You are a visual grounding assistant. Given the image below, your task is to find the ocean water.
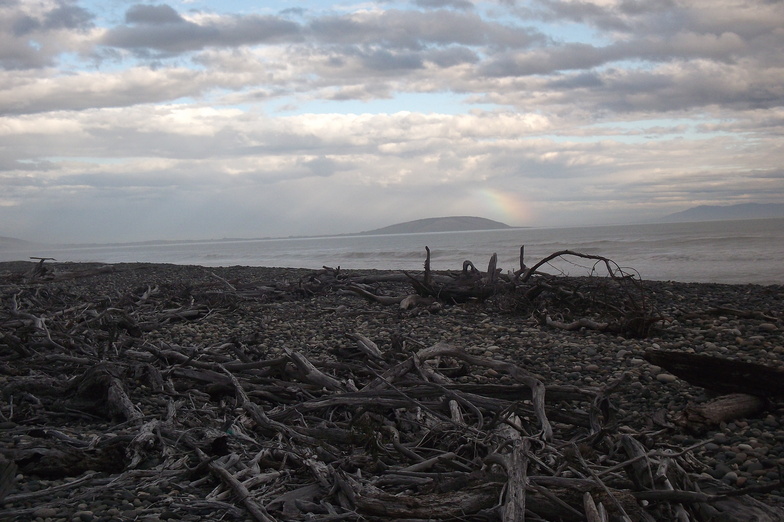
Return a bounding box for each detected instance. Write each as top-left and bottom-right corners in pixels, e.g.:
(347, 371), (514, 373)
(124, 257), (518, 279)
(2, 218), (783, 285)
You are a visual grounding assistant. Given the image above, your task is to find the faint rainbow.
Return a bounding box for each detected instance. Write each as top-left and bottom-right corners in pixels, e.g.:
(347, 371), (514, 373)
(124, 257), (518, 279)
(476, 188), (534, 226)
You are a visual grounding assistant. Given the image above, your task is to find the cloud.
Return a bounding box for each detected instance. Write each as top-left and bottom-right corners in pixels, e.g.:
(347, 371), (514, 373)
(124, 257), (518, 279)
(414, 0), (475, 10)
(0, 0), (95, 69)
(0, 0), (783, 243)
(124, 4), (186, 25)
(101, 6), (302, 56)
(309, 9), (539, 49)
(0, 67), (220, 114)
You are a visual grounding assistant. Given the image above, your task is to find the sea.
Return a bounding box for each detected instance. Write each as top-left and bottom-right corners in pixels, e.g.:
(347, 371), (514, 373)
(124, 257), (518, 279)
(2, 218), (783, 285)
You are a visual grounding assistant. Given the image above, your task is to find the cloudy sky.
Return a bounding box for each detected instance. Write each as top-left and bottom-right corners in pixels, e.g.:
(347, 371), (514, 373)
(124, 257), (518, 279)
(1, 0), (783, 243)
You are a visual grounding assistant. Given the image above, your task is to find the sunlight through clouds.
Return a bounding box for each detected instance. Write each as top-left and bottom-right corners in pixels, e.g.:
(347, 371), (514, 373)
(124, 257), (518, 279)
(0, 0), (782, 242)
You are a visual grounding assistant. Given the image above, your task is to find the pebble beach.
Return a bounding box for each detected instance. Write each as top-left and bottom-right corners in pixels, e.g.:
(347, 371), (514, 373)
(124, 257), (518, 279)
(1, 261), (783, 521)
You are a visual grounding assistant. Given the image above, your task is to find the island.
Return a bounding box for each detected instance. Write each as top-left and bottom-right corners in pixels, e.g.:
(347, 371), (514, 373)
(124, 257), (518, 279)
(358, 215), (514, 235)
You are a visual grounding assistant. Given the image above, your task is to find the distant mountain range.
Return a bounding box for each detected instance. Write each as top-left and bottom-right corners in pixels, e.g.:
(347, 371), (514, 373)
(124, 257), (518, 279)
(359, 216), (514, 235)
(660, 203), (784, 222)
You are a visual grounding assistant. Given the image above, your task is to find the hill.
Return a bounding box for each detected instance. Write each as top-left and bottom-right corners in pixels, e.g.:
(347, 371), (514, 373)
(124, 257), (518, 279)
(0, 236), (35, 249)
(660, 203), (784, 222)
(360, 216), (514, 235)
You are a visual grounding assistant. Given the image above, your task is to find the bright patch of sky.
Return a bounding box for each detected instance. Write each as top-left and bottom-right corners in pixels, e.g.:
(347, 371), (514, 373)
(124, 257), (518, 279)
(272, 91), (502, 116)
(577, 118), (734, 143)
(40, 157), (131, 165)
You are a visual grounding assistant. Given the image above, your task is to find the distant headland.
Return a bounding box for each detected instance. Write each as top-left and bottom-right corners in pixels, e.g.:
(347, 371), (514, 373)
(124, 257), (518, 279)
(357, 216), (515, 235)
(660, 203), (784, 222)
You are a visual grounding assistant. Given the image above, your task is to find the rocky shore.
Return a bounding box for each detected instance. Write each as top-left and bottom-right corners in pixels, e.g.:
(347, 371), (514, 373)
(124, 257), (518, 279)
(0, 260), (782, 521)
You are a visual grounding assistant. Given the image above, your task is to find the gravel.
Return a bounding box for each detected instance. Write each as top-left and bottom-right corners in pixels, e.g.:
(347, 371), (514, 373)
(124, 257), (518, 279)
(1, 261), (783, 519)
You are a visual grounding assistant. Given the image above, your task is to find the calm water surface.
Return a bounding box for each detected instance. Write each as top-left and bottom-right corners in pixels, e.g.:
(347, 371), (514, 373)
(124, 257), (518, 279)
(2, 218), (782, 285)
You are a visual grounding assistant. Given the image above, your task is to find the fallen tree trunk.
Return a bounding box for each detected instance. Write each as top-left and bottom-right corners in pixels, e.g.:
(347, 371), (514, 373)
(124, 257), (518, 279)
(676, 394), (766, 433)
(643, 349), (784, 397)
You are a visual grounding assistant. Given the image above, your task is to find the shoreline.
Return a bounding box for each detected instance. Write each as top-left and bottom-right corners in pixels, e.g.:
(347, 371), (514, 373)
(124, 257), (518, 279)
(1, 260), (783, 519)
(4, 216), (784, 286)
(3, 258), (784, 287)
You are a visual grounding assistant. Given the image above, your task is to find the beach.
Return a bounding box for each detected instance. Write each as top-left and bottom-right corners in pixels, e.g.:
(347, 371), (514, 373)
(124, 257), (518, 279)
(1, 261), (783, 521)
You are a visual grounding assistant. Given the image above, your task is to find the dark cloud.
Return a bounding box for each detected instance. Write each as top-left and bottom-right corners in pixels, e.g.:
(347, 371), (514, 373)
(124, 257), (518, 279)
(481, 43), (613, 76)
(44, 3), (94, 30)
(11, 2), (93, 35)
(309, 9), (541, 50)
(413, 0), (475, 10)
(11, 14), (38, 36)
(102, 7), (302, 55)
(481, 29), (752, 79)
(425, 46), (479, 67)
(125, 4), (185, 25)
(532, 62), (784, 114)
(0, 0), (94, 68)
(360, 48), (425, 71)
(528, 0), (677, 33)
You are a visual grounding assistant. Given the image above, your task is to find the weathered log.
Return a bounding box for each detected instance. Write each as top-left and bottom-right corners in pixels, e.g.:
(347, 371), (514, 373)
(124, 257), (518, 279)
(405, 247), (504, 303)
(344, 284), (407, 305)
(546, 316), (609, 332)
(676, 393), (766, 433)
(494, 416), (529, 522)
(583, 492), (608, 522)
(192, 446), (275, 522)
(417, 342), (553, 440)
(3, 437), (128, 479)
(350, 476), (499, 519)
(283, 346), (350, 392)
(346, 332), (384, 359)
(0, 456), (16, 502)
(643, 349), (784, 396)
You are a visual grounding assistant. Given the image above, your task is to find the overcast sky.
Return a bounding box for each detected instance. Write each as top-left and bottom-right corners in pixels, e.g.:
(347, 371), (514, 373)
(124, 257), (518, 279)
(1, 0), (783, 243)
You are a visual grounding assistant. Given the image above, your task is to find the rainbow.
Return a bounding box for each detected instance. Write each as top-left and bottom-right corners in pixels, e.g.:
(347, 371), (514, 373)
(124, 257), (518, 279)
(476, 188), (534, 226)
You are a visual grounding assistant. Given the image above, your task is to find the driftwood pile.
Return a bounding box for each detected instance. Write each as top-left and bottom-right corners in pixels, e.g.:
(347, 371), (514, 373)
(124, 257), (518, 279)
(0, 253), (782, 521)
(345, 247), (660, 338)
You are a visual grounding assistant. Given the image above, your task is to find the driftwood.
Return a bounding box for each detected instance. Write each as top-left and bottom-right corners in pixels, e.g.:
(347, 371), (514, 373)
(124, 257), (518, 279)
(676, 394), (766, 433)
(1, 260), (782, 521)
(249, 246), (661, 338)
(366, 246), (662, 338)
(643, 349), (784, 397)
(0, 456), (17, 502)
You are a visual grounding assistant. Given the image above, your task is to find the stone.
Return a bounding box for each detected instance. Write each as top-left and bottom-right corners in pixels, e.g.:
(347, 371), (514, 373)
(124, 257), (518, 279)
(32, 507), (59, 518)
(713, 432), (729, 444)
(73, 510), (95, 522)
(656, 373), (677, 383)
(722, 471), (738, 484)
(713, 462), (732, 476)
(744, 461), (764, 473)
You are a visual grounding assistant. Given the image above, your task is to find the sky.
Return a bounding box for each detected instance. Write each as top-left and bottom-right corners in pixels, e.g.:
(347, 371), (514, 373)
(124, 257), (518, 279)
(1, 0), (783, 243)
